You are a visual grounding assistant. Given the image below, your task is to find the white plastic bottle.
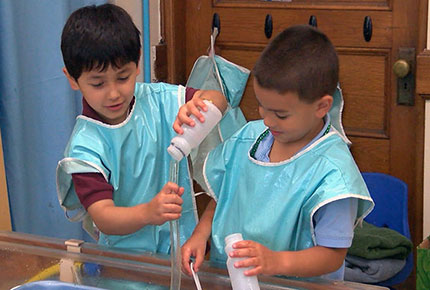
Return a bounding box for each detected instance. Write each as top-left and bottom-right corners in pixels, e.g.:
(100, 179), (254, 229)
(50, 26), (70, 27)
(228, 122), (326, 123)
(167, 100), (222, 161)
(225, 233), (261, 290)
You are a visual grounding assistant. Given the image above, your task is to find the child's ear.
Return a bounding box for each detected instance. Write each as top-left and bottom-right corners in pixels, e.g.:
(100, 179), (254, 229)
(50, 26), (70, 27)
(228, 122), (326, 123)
(136, 63), (141, 76)
(315, 95), (333, 118)
(136, 50), (142, 75)
(62, 67), (80, 91)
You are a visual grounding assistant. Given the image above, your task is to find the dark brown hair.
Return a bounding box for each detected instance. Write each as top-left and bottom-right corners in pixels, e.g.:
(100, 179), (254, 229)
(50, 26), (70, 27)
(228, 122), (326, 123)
(61, 4), (141, 80)
(253, 25), (338, 103)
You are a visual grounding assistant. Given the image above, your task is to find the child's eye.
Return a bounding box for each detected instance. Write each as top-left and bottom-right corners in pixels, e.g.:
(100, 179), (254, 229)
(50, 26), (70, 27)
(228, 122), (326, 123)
(275, 113), (288, 119)
(118, 76), (130, 82)
(91, 82), (104, 88)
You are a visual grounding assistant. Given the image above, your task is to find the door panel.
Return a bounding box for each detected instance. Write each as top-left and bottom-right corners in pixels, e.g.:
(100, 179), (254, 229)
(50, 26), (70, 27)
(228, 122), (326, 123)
(165, 1), (425, 288)
(339, 51), (390, 138)
(213, 8), (393, 48)
(349, 137), (390, 172)
(215, 0), (390, 8)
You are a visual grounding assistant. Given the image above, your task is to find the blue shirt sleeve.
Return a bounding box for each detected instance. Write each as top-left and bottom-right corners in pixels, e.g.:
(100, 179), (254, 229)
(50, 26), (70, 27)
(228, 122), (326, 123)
(313, 198), (358, 248)
(252, 113), (358, 250)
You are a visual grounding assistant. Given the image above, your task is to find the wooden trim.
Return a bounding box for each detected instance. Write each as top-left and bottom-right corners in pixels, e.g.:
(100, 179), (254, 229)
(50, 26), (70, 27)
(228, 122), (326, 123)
(0, 133), (11, 231)
(416, 0), (429, 247)
(417, 0), (429, 98)
(406, 3), (428, 288)
(417, 49), (430, 98)
(162, 0), (186, 85)
(153, 43), (168, 82)
(418, 0), (428, 51)
(213, 0), (392, 11)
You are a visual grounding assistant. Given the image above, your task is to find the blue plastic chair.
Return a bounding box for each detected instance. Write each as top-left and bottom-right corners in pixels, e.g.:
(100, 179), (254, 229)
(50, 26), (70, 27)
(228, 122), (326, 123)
(361, 172), (413, 287)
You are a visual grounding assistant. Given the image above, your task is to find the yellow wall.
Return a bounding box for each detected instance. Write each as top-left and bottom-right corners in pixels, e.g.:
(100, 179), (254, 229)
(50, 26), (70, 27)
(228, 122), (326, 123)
(0, 132), (11, 230)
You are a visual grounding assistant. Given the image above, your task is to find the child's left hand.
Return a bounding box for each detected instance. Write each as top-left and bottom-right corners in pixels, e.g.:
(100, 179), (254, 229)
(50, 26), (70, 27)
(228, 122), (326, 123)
(173, 90), (209, 135)
(228, 240), (278, 276)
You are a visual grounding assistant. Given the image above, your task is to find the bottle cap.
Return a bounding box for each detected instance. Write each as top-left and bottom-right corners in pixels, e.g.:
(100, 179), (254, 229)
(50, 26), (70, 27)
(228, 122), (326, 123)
(225, 233), (243, 246)
(167, 137), (192, 161)
(167, 144), (185, 161)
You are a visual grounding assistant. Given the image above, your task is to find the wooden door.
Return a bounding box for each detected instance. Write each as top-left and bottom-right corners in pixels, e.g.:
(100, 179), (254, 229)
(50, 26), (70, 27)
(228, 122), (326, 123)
(163, 1), (427, 288)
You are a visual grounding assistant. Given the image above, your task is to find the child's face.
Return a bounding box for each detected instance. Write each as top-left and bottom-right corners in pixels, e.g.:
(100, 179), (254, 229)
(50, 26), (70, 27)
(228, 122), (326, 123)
(65, 62), (140, 125)
(254, 79), (330, 150)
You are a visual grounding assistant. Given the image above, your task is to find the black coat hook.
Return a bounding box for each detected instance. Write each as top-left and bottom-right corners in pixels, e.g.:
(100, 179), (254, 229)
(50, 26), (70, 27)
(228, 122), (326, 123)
(264, 14), (273, 39)
(363, 16), (372, 42)
(212, 13), (220, 34)
(309, 15), (317, 28)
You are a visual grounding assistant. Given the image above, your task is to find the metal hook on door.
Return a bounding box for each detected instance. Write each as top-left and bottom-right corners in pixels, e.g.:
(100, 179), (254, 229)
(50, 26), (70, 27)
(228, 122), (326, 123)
(309, 15), (317, 28)
(210, 13), (220, 57)
(264, 14), (273, 39)
(212, 13), (220, 36)
(363, 16), (372, 42)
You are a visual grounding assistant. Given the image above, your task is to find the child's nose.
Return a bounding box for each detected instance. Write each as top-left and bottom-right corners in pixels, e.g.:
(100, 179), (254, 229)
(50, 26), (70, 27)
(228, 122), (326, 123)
(108, 84), (120, 99)
(263, 114), (275, 128)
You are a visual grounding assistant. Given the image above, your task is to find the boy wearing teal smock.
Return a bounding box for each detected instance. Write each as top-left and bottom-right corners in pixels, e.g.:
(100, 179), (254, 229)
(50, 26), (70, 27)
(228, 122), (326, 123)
(179, 25), (374, 280)
(56, 4), (227, 253)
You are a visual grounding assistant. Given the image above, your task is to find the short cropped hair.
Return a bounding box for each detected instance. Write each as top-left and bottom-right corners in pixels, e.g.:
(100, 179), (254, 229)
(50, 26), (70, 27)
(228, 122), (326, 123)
(253, 25), (339, 103)
(61, 4), (141, 80)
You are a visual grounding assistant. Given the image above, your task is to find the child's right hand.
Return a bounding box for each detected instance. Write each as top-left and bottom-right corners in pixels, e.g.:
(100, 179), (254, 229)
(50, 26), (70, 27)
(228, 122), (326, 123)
(181, 234), (208, 276)
(146, 182), (184, 225)
(173, 90), (209, 135)
(173, 89), (226, 135)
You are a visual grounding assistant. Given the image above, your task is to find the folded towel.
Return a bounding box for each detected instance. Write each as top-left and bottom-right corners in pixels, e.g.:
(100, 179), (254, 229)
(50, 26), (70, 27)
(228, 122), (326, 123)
(348, 221), (412, 260)
(417, 236), (430, 290)
(345, 254), (405, 283)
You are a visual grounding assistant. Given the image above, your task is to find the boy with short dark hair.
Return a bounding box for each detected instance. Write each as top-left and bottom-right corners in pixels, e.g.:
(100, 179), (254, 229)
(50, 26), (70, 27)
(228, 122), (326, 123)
(56, 3), (226, 253)
(179, 25), (374, 280)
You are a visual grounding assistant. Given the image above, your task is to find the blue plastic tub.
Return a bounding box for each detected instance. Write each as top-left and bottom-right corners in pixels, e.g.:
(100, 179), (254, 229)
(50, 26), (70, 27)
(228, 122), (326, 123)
(11, 280), (167, 290)
(11, 281), (104, 290)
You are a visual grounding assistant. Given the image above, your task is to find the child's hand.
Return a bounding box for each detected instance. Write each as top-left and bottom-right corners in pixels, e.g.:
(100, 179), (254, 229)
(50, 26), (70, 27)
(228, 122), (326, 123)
(228, 240), (277, 276)
(146, 182), (184, 225)
(173, 90), (209, 135)
(181, 234), (208, 276)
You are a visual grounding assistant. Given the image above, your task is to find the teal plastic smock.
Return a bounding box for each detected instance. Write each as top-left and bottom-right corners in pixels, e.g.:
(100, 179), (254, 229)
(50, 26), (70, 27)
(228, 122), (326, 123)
(186, 28), (250, 189)
(56, 82), (197, 253)
(204, 120), (374, 264)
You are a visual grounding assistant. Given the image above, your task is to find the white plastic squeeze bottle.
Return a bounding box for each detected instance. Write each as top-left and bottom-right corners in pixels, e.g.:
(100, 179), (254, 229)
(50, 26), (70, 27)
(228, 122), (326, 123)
(225, 233), (261, 290)
(167, 100), (222, 161)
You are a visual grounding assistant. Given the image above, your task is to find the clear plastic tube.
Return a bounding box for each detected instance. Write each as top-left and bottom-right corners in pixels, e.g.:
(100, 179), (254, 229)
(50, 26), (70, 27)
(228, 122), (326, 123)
(169, 159), (181, 290)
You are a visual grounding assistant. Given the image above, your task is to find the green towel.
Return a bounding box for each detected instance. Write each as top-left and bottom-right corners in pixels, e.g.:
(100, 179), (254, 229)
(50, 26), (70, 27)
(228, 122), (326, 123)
(417, 236), (430, 290)
(348, 221), (413, 260)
